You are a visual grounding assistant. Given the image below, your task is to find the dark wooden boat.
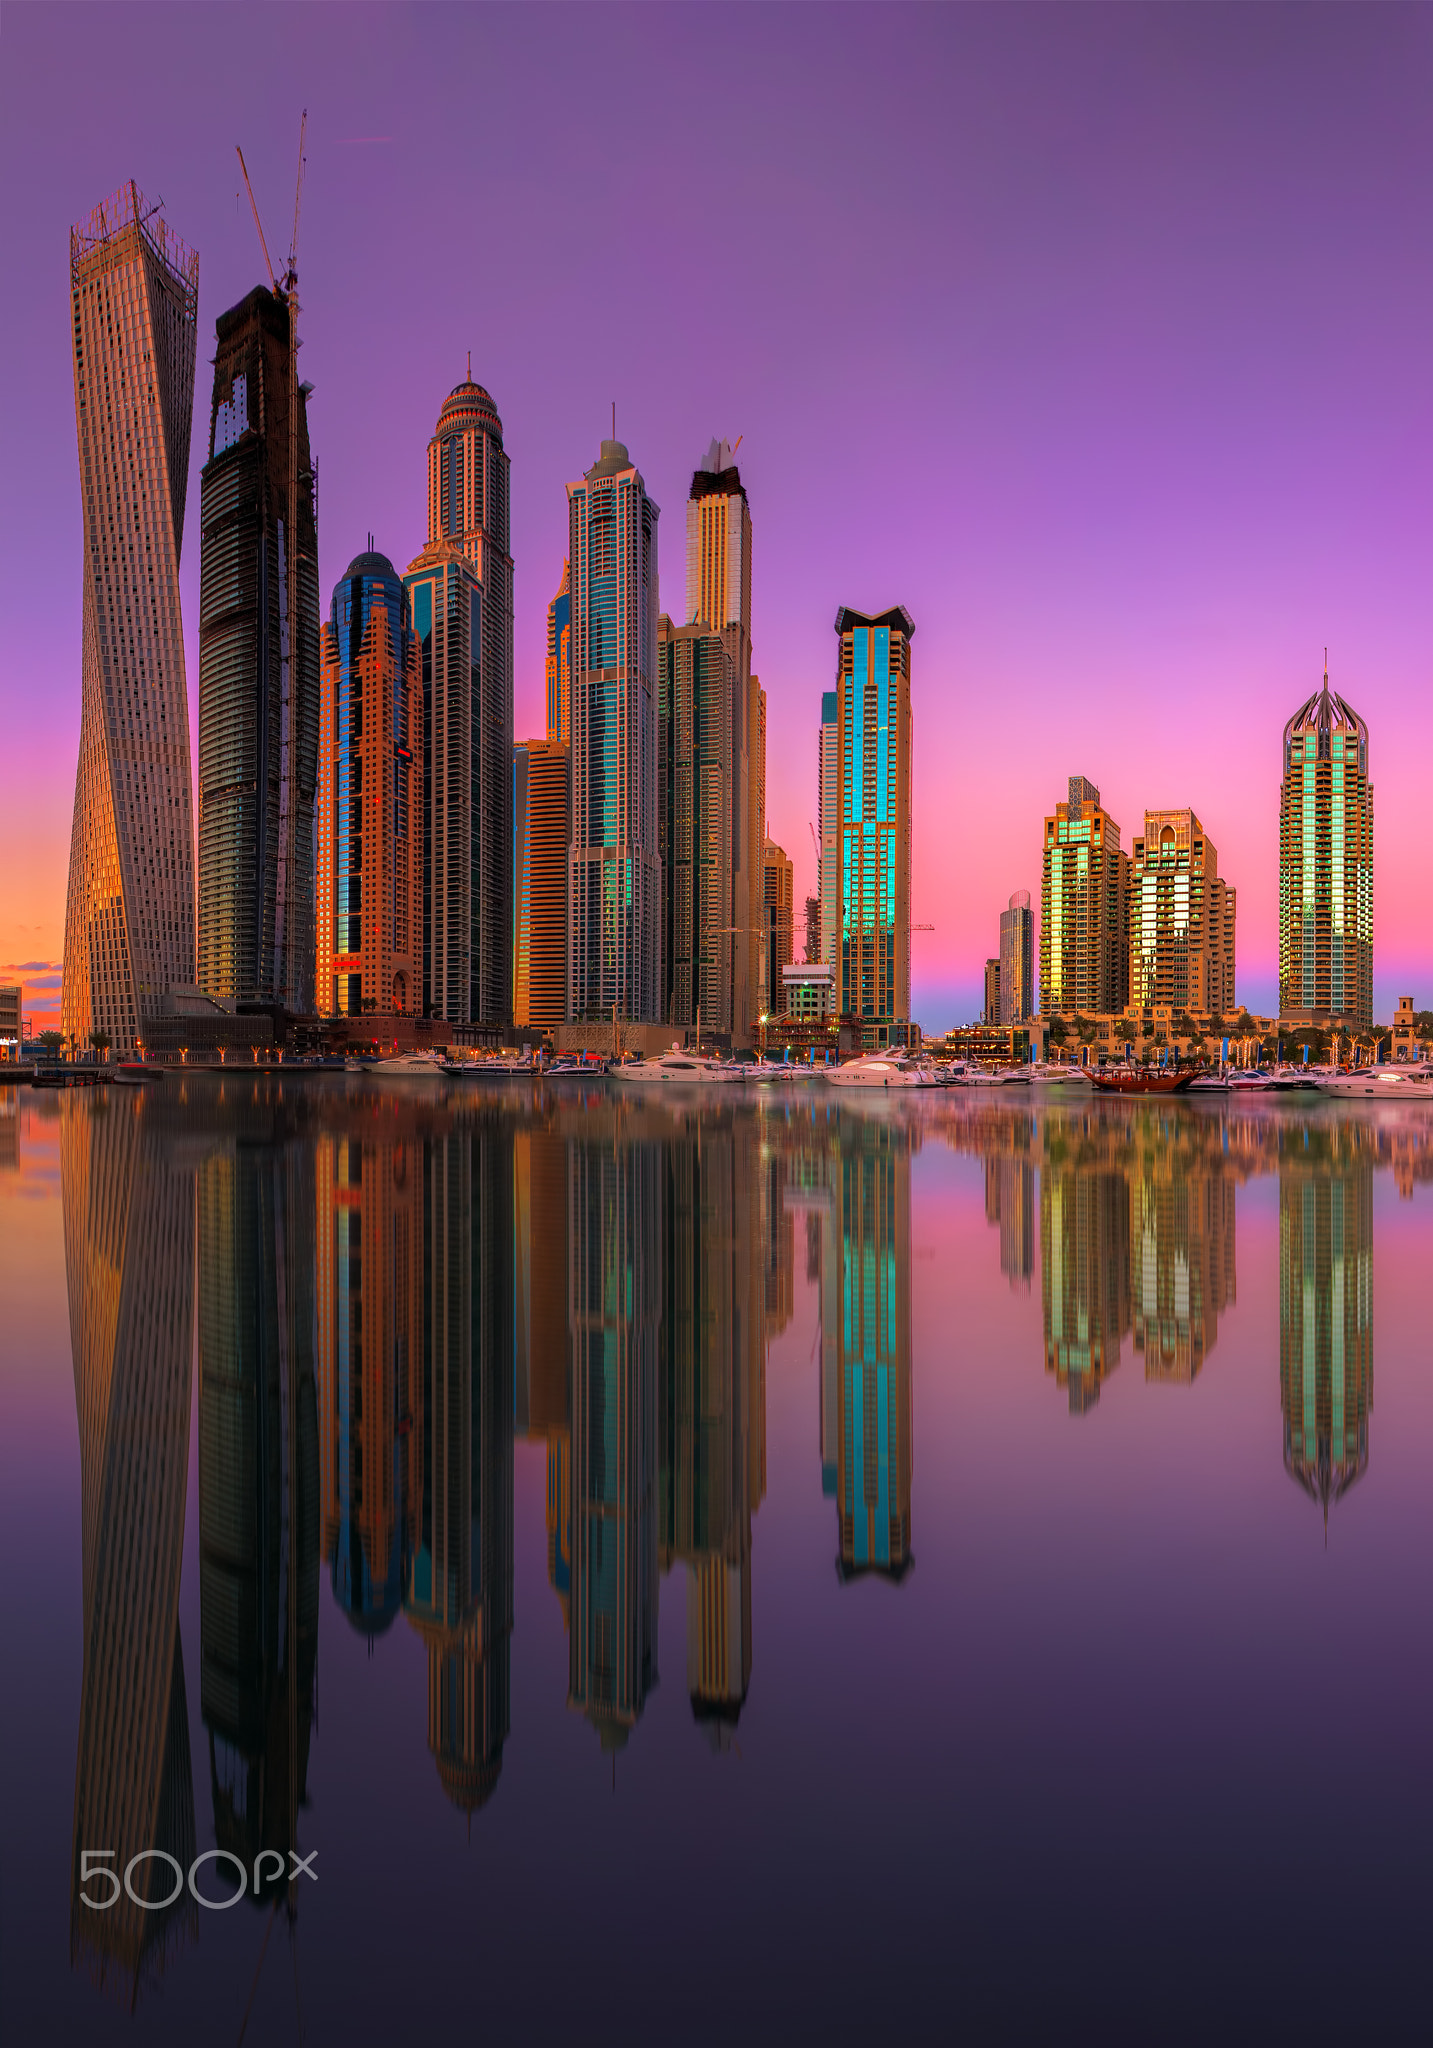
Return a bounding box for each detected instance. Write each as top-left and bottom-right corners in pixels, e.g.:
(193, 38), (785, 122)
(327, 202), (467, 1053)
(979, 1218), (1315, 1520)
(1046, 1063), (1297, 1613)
(1089, 1069), (1194, 1094)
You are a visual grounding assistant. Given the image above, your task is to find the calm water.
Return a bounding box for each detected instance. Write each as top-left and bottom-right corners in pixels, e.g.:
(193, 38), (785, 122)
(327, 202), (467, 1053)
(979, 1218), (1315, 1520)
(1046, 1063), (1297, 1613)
(1, 1076), (1429, 2045)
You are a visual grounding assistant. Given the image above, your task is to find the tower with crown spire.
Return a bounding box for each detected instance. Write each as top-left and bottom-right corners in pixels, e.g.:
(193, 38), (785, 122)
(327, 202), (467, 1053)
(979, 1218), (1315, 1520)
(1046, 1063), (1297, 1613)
(1278, 661), (1373, 1030)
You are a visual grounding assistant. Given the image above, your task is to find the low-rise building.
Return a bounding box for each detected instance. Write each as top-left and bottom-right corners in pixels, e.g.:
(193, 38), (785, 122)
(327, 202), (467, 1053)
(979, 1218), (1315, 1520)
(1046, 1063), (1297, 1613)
(781, 962), (834, 1020)
(0, 986), (20, 1060)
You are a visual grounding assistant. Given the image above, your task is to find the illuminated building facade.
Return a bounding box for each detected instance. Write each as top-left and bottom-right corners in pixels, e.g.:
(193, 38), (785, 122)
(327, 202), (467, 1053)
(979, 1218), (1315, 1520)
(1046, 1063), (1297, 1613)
(763, 840), (794, 1021)
(62, 186), (199, 1055)
(317, 551), (421, 1017)
(658, 618), (736, 1034)
(983, 958), (1001, 1025)
(1278, 665), (1373, 1029)
(1130, 809), (1235, 1015)
(686, 439), (757, 1040)
(546, 559), (571, 744)
(999, 890), (1034, 1024)
(835, 607), (914, 1043)
(402, 541), (481, 1022)
(513, 739), (571, 1030)
(567, 439), (662, 1022)
(197, 284), (319, 1010)
(1279, 1155), (1372, 1520)
(1040, 776), (1129, 1017)
(424, 376), (513, 1026)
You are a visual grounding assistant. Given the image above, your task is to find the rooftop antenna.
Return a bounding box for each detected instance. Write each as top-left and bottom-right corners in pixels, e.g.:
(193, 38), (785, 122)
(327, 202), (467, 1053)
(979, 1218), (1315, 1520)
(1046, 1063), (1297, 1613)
(612, 401), (616, 440)
(467, 349), (471, 379)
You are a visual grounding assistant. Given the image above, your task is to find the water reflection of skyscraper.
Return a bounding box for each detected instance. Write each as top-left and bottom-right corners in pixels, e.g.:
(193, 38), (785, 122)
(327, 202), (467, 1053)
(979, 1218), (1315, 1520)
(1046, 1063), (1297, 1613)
(64, 1094), (197, 2001)
(315, 1116), (514, 1810)
(197, 1134), (319, 1900)
(1279, 1150), (1373, 1522)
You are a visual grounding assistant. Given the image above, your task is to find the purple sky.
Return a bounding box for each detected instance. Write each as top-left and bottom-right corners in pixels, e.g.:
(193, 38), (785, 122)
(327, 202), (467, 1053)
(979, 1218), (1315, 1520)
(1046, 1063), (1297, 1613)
(2, 1), (1429, 1029)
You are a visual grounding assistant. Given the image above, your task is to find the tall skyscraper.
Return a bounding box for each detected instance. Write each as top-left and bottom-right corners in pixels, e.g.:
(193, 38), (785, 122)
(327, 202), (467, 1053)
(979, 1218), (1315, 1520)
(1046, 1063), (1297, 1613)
(422, 374), (514, 1025)
(686, 440), (757, 1042)
(835, 606), (915, 1043)
(568, 439), (662, 1022)
(546, 559), (571, 744)
(818, 689), (839, 972)
(62, 186), (198, 1055)
(658, 617), (736, 1034)
(983, 958), (1001, 1024)
(1278, 664), (1373, 1029)
(197, 285), (320, 1010)
(402, 540), (481, 1022)
(316, 551), (422, 1018)
(1040, 775), (1129, 1017)
(513, 738), (571, 1031)
(1130, 810), (1236, 1014)
(999, 890), (1034, 1024)
(763, 840), (794, 1017)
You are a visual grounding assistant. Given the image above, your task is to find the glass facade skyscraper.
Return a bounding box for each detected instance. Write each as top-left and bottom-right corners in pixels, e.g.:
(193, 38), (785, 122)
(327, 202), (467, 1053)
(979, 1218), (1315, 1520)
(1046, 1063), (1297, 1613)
(999, 890), (1033, 1024)
(567, 440), (662, 1022)
(1278, 665), (1372, 1029)
(657, 618), (735, 1034)
(545, 559), (571, 745)
(62, 185), (199, 1054)
(197, 284), (319, 1010)
(316, 552), (421, 1018)
(422, 376), (514, 1027)
(835, 606), (914, 1041)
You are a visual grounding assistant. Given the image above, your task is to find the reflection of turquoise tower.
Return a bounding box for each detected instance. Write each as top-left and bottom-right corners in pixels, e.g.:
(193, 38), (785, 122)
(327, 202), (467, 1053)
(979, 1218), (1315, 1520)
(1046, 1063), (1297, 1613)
(569, 1129), (661, 1746)
(834, 1120), (913, 1579)
(198, 1137), (319, 1900)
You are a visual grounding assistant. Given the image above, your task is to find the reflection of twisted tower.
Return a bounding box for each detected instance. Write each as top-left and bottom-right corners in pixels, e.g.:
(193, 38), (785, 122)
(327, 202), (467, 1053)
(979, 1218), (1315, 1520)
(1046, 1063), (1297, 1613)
(1280, 1160), (1372, 1521)
(834, 1119), (912, 1579)
(198, 1137), (319, 1900)
(659, 1114), (761, 1739)
(1041, 1155), (1131, 1414)
(403, 1123), (513, 1812)
(568, 1126), (661, 1748)
(64, 1094), (197, 2001)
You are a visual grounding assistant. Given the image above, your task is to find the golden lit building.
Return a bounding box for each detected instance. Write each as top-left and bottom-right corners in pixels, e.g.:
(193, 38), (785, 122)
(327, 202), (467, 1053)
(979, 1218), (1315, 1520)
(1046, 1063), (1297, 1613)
(762, 839), (794, 1022)
(62, 187), (199, 1054)
(1279, 663), (1373, 1029)
(513, 738), (570, 1031)
(1041, 776), (1129, 1018)
(316, 551), (422, 1018)
(1130, 808), (1235, 1015)
(983, 958), (1001, 1025)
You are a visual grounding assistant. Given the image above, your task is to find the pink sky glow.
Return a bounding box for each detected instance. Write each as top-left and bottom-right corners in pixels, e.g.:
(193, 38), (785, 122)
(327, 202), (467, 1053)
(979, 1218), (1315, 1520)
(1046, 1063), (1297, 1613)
(1, 3), (1429, 1030)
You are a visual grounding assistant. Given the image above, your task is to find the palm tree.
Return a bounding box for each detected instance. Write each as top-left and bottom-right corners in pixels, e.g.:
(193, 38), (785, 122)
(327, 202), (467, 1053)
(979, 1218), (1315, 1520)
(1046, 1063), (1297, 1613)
(89, 1029), (111, 1063)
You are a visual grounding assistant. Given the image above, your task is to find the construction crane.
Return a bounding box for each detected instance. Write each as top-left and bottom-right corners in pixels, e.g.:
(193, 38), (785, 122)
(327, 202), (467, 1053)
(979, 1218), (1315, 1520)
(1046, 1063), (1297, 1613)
(236, 112), (307, 1027)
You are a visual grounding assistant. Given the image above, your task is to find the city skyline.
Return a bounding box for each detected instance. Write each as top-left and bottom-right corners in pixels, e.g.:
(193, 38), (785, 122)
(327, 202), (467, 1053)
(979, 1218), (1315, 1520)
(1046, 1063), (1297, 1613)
(4, 7), (1430, 1033)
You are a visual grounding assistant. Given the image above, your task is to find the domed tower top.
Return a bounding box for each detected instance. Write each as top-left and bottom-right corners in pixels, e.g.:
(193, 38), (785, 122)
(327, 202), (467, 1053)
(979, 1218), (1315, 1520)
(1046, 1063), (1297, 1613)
(435, 370), (503, 446)
(1282, 655), (1368, 773)
(425, 353), (511, 566)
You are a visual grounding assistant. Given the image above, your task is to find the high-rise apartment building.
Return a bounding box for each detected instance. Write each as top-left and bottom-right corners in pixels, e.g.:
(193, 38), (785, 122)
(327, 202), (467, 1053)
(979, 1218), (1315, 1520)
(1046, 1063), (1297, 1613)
(197, 285), (320, 1010)
(1040, 776), (1129, 1017)
(1278, 665), (1373, 1028)
(568, 439), (662, 1022)
(546, 559), (571, 744)
(402, 541), (480, 1022)
(762, 840), (794, 1019)
(818, 689), (839, 973)
(62, 186), (199, 1055)
(513, 738), (571, 1031)
(835, 607), (914, 1041)
(422, 375), (514, 1025)
(316, 551), (421, 1018)
(1130, 809), (1236, 1014)
(999, 890), (1034, 1024)
(686, 440), (758, 1042)
(658, 618), (736, 1034)
(983, 958), (1001, 1024)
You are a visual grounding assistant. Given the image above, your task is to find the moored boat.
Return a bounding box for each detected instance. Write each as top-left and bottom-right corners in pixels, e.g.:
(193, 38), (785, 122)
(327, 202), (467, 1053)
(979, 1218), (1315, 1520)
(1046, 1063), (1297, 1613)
(1089, 1068), (1194, 1094)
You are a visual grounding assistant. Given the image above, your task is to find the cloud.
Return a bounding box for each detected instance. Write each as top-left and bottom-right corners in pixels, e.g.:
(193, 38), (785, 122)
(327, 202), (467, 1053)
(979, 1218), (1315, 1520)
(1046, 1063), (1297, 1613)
(3, 960), (62, 972)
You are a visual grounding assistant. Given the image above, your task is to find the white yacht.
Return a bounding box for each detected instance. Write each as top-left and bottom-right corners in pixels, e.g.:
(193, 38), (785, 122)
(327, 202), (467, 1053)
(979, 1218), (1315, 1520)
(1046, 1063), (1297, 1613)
(1315, 1063), (1433, 1100)
(826, 1052), (939, 1090)
(354, 1050), (450, 1082)
(608, 1047), (745, 1086)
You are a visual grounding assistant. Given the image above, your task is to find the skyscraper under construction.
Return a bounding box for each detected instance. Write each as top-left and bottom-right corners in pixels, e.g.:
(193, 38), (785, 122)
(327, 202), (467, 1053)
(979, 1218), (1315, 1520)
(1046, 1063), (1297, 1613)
(62, 185), (199, 1054)
(197, 285), (320, 1009)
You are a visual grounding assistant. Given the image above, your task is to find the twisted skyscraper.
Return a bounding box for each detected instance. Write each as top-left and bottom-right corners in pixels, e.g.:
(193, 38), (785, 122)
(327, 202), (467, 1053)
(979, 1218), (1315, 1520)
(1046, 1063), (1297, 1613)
(63, 186), (199, 1053)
